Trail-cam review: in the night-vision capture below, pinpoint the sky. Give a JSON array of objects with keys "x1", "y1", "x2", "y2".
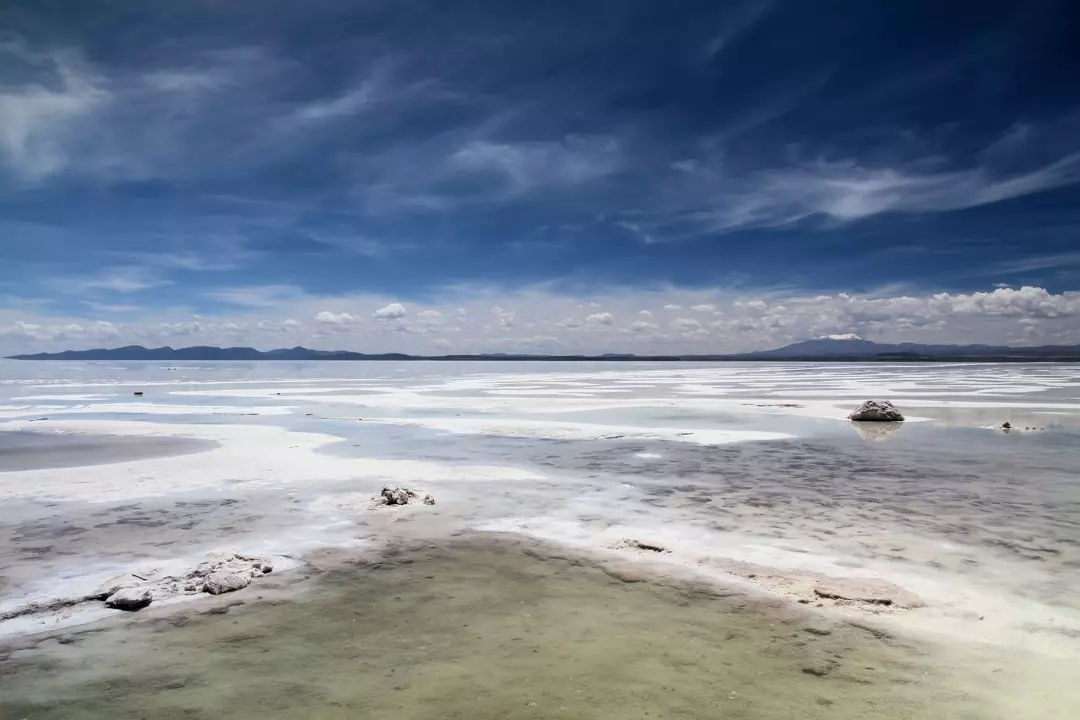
[{"x1": 2, "y1": 0, "x2": 1080, "y2": 355}]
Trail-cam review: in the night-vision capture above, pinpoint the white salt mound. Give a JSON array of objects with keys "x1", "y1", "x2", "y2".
[{"x1": 848, "y1": 399, "x2": 905, "y2": 422}]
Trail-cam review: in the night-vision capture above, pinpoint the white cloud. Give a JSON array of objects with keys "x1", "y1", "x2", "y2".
[
  {"x1": 315, "y1": 311, "x2": 359, "y2": 325},
  {"x1": 928, "y1": 286, "x2": 1080, "y2": 318},
  {"x1": 373, "y1": 303, "x2": 407, "y2": 320},
  {"x1": 586, "y1": 312, "x2": 614, "y2": 326},
  {"x1": 3, "y1": 284, "x2": 1079, "y2": 357},
  {"x1": 490, "y1": 306, "x2": 518, "y2": 329},
  {"x1": 673, "y1": 317, "x2": 703, "y2": 332},
  {"x1": 691, "y1": 304, "x2": 715, "y2": 312},
  {"x1": 663, "y1": 304, "x2": 682, "y2": 310},
  {"x1": 638, "y1": 310, "x2": 652, "y2": 317}
]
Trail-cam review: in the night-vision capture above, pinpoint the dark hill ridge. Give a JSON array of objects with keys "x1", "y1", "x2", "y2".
[
  {"x1": 738, "y1": 338, "x2": 1080, "y2": 360},
  {"x1": 7, "y1": 339, "x2": 1080, "y2": 362}
]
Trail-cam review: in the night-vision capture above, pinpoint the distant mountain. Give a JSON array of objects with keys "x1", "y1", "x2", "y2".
[
  {"x1": 738, "y1": 337, "x2": 1080, "y2": 360},
  {"x1": 7, "y1": 340, "x2": 1080, "y2": 362},
  {"x1": 6, "y1": 345, "x2": 420, "y2": 361}
]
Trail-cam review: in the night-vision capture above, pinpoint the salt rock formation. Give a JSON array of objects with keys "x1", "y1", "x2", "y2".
[
  {"x1": 848, "y1": 400, "x2": 905, "y2": 422},
  {"x1": 105, "y1": 587, "x2": 152, "y2": 611},
  {"x1": 379, "y1": 486, "x2": 435, "y2": 506},
  {"x1": 96, "y1": 552, "x2": 273, "y2": 610},
  {"x1": 614, "y1": 538, "x2": 669, "y2": 553},
  {"x1": 203, "y1": 571, "x2": 251, "y2": 595},
  {"x1": 813, "y1": 578, "x2": 923, "y2": 608}
]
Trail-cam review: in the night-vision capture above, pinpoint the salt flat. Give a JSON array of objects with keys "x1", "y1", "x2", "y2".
[{"x1": 1, "y1": 360, "x2": 1079, "y2": 717}]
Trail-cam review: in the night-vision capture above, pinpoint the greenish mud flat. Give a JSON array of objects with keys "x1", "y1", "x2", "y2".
[{"x1": 3, "y1": 534, "x2": 1072, "y2": 720}]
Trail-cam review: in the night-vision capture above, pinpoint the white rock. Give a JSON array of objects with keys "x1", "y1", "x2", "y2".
[
  {"x1": 379, "y1": 485, "x2": 435, "y2": 506},
  {"x1": 848, "y1": 400, "x2": 904, "y2": 422},
  {"x1": 105, "y1": 587, "x2": 152, "y2": 610},
  {"x1": 203, "y1": 572, "x2": 251, "y2": 595}
]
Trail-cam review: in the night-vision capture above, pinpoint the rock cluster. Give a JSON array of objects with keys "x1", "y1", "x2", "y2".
[
  {"x1": 95, "y1": 552, "x2": 273, "y2": 612},
  {"x1": 848, "y1": 400, "x2": 905, "y2": 422},
  {"x1": 379, "y1": 486, "x2": 435, "y2": 506}
]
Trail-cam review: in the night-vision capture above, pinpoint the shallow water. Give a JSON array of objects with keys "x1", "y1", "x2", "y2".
[
  {"x1": 0, "y1": 535, "x2": 1051, "y2": 720},
  {"x1": 1, "y1": 360, "x2": 1079, "y2": 716}
]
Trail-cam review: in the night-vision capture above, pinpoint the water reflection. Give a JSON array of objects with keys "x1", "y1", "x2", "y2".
[{"x1": 850, "y1": 421, "x2": 904, "y2": 443}]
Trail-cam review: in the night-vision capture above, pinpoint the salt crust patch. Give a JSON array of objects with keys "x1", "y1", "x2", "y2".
[
  {"x1": 0, "y1": 403, "x2": 295, "y2": 419},
  {"x1": 0, "y1": 419, "x2": 542, "y2": 502},
  {"x1": 363, "y1": 417, "x2": 792, "y2": 445},
  {"x1": 478, "y1": 515, "x2": 1080, "y2": 658}
]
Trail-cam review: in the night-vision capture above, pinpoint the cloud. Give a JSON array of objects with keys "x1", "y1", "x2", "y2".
[
  {"x1": 638, "y1": 310, "x2": 652, "y2": 317},
  {"x1": 691, "y1": 304, "x2": 715, "y2": 312},
  {"x1": 673, "y1": 317, "x2": 703, "y2": 332},
  {"x1": 0, "y1": 43, "x2": 109, "y2": 181},
  {"x1": 928, "y1": 286, "x2": 1080, "y2": 318},
  {"x1": 586, "y1": 312, "x2": 614, "y2": 326},
  {"x1": 665, "y1": 145, "x2": 1080, "y2": 236},
  {"x1": 315, "y1": 311, "x2": 359, "y2": 325},
  {"x1": 206, "y1": 285, "x2": 309, "y2": 308},
  {"x1": 56, "y1": 267, "x2": 170, "y2": 295},
  {"x1": 3, "y1": 283, "x2": 1080, "y2": 356},
  {"x1": 663, "y1": 304, "x2": 682, "y2": 310},
  {"x1": 452, "y1": 136, "x2": 621, "y2": 192},
  {"x1": 373, "y1": 302, "x2": 407, "y2": 320},
  {"x1": 0, "y1": 319, "x2": 119, "y2": 343}
]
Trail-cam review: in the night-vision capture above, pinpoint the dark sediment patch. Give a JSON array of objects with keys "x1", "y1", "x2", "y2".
[
  {"x1": 0, "y1": 431, "x2": 218, "y2": 472},
  {"x1": 0, "y1": 534, "x2": 1008, "y2": 720}
]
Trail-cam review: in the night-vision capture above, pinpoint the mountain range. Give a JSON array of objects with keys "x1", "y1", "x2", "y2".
[{"x1": 8, "y1": 339, "x2": 1080, "y2": 362}]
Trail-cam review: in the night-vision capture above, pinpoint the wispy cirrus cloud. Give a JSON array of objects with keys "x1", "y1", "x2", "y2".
[
  {"x1": 50, "y1": 266, "x2": 171, "y2": 295},
  {"x1": 637, "y1": 141, "x2": 1080, "y2": 239},
  {"x1": 451, "y1": 136, "x2": 622, "y2": 193},
  {"x1": 0, "y1": 42, "x2": 109, "y2": 181},
  {"x1": 204, "y1": 284, "x2": 313, "y2": 308}
]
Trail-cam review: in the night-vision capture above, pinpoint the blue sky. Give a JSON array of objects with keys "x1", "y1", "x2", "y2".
[{"x1": 2, "y1": 0, "x2": 1080, "y2": 353}]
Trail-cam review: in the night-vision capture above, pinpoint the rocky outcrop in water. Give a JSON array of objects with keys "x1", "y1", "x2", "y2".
[
  {"x1": 379, "y1": 486, "x2": 435, "y2": 506},
  {"x1": 848, "y1": 400, "x2": 905, "y2": 422},
  {"x1": 0, "y1": 552, "x2": 279, "y2": 623}
]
